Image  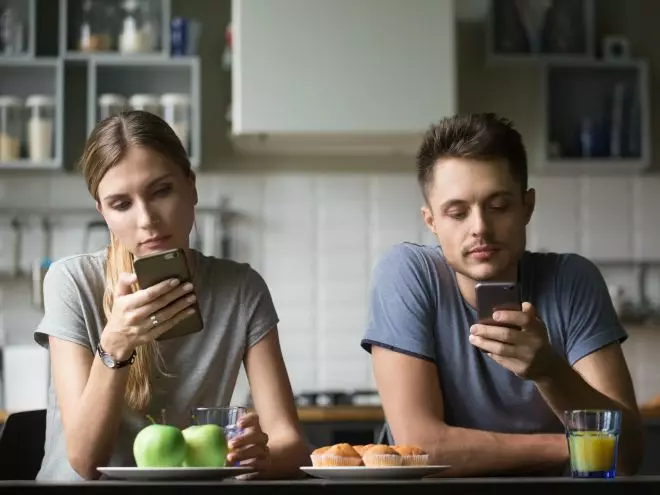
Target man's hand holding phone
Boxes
[470,300,557,381]
[99,272,197,361]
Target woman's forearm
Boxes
[263,430,310,479]
[66,355,130,479]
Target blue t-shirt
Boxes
[361,243,627,434]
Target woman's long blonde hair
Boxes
[79,110,193,411]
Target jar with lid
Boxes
[79,0,115,52]
[128,94,161,117]
[98,94,127,121]
[119,0,158,54]
[161,93,190,152]
[0,96,23,162]
[25,95,55,163]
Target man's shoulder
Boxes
[524,250,602,280]
[378,241,444,268]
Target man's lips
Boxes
[468,245,499,254]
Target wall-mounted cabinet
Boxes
[231,0,456,156]
[0,0,201,171]
[487,0,595,63]
[541,60,650,174]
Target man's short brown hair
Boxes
[416,113,528,200]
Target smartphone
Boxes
[132,248,203,341]
[475,282,522,328]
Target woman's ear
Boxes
[188,171,198,205]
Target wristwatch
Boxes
[96,342,136,369]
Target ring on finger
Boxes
[150,313,159,327]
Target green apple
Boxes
[133,424,187,468]
[182,424,228,467]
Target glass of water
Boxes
[192,406,248,466]
[192,406,247,442]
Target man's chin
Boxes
[461,262,508,282]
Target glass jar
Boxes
[98,94,127,121]
[25,95,55,163]
[160,93,190,152]
[119,0,158,53]
[128,94,161,117]
[79,0,114,52]
[0,95,23,162]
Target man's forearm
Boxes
[534,356,644,475]
[414,425,568,477]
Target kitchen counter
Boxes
[2,477,660,494]
[297,406,384,423]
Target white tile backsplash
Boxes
[528,177,581,253]
[633,176,660,261]
[1,171,660,409]
[581,177,635,260]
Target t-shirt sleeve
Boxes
[361,244,436,362]
[33,259,93,352]
[241,267,280,349]
[560,254,628,365]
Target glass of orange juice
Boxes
[564,409,621,479]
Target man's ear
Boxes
[523,188,536,225]
[421,205,437,236]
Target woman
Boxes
[33,111,309,481]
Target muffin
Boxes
[323,443,364,467]
[393,445,429,466]
[362,444,404,467]
[310,446,331,467]
[353,444,374,456]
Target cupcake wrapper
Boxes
[322,454,364,467]
[362,454,404,467]
[310,454,325,467]
[401,454,429,466]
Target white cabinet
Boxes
[231,0,456,155]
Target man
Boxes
[361,113,643,477]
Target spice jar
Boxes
[0,95,23,162]
[25,95,55,163]
[161,93,190,152]
[128,94,161,117]
[78,0,114,52]
[98,94,127,121]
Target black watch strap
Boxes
[96,343,136,369]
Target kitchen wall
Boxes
[1,1,660,411]
[1,170,660,409]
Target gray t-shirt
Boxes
[362,242,627,434]
[33,249,279,481]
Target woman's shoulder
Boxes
[46,250,106,286]
[195,252,269,294]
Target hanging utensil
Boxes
[31,216,52,309]
[9,216,22,279]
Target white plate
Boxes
[97,466,253,481]
[301,465,450,480]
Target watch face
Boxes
[101,353,117,368]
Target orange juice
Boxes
[567,431,618,475]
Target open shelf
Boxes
[487,0,595,64]
[0,58,63,170]
[541,60,650,174]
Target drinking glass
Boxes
[564,409,621,479]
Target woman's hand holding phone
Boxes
[100,272,197,360]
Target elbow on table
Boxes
[68,449,103,481]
